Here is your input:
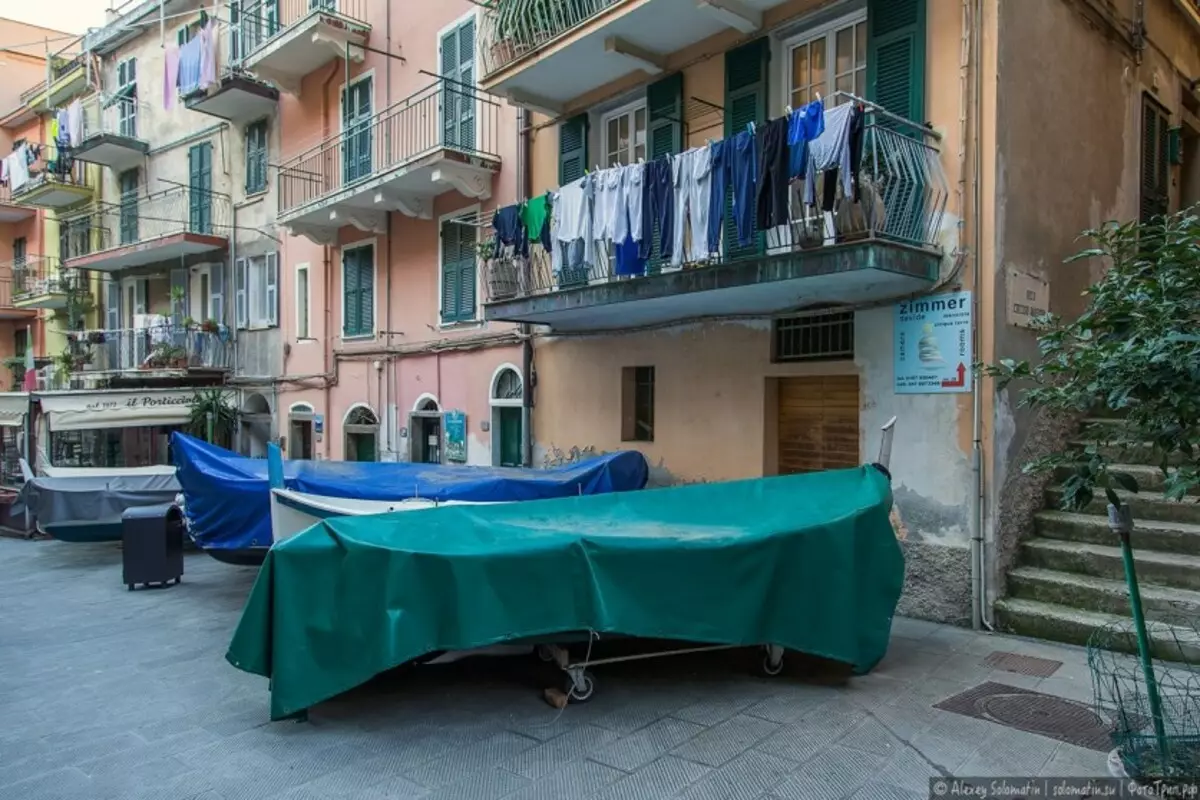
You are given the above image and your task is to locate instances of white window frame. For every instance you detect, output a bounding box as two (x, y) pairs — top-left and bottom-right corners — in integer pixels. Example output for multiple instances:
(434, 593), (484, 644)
(295, 262), (311, 341)
(341, 237), (377, 341)
(240, 253), (278, 330)
(780, 10), (868, 111)
(600, 99), (647, 168)
(437, 205), (480, 328)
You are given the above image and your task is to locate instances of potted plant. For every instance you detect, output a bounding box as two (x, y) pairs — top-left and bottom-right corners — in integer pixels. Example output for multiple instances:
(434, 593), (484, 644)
(72, 350), (92, 371)
(182, 316), (196, 329)
(54, 349), (74, 377)
(201, 318), (219, 334)
(168, 345), (188, 368)
(3, 356), (25, 390)
(482, 239), (518, 300)
(87, 330), (106, 345)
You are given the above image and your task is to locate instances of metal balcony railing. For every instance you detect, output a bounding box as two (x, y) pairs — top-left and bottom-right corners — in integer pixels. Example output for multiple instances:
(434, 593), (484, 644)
(12, 143), (95, 200)
(10, 256), (80, 301)
(60, 186), (231, 263)
(69, 325), (233, 373)
(483, 94), (949, 302)
(278, 79), (502, 215)
(234, 0), (369, 64)
(0, 184), (15, 206)
(80, 94), (149, 142)
(480, 0), (622, 76)
(19, 52), (87, 105)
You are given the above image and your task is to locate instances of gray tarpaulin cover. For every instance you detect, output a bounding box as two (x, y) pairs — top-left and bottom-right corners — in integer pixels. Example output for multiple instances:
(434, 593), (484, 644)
(15, 473), (181, 527)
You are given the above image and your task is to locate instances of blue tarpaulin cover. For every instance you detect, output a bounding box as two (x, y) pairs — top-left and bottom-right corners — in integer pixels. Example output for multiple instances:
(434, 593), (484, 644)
(171, 433), (650, 550)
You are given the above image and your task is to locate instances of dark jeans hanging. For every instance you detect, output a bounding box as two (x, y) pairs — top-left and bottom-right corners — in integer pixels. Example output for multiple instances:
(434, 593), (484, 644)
(822, 106), (865, 212)
(639, 157), (675, 262)
(755, 117), (790, 230)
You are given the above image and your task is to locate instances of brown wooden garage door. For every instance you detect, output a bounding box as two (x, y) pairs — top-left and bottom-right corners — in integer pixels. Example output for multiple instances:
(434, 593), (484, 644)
(778, 375), (861, 474)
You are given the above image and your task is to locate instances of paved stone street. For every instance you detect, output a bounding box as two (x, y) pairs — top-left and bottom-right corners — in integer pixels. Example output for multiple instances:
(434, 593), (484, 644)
(0, 538), (1110, 800)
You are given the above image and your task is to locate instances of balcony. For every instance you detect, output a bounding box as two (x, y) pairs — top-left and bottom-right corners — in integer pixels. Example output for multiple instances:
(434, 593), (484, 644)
(278, 79), (502, 245)
(60, 187), (230, 273)
(480, 0), (792, 112)
(186, 24), (280, 122)
(65, 324), (233, 376)
(0, 185), (34, 223)
(484, 99), (950, 331)
(20, 52), (90, 113)
(11, 145), (96, 211)
(11, 256), (80, 310)
(238, 0), (371, 95)
(73, 95), (151, 171)
(0, 265), (39, 321)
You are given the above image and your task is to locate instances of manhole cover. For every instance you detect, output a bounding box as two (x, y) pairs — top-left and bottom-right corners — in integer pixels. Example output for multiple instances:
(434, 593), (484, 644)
(982, 650), (1062, 678)
(935, 682), (1116, 751)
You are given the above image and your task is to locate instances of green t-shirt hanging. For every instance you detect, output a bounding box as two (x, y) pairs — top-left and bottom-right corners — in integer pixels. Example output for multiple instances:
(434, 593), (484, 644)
(521, 195), (550, 243)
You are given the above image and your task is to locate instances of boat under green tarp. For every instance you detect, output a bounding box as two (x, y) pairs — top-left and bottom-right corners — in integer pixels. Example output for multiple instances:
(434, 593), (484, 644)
(227, 464), (905, 720)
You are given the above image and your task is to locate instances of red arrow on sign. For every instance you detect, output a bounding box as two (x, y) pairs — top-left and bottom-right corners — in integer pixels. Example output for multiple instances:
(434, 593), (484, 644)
(941, 362), (967, 388)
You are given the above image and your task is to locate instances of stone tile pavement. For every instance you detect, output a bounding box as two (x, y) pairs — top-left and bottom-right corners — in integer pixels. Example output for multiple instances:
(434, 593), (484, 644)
(0, 538), (1111, 800)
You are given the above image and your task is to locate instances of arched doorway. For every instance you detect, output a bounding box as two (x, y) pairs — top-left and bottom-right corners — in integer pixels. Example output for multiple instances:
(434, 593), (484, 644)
(409, 395), (442, 464)
(240, 393), (271, 458)
(288, 403), (314, 460)
(343, 404), (379, 462)
(490, 365), (523, 467)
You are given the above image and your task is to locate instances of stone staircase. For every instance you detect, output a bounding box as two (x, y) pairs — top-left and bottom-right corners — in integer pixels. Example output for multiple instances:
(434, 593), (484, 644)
(994, 419), (1200, 658)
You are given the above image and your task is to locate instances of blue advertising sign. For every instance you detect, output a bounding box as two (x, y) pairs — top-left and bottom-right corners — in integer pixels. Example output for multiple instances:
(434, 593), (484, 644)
(894, 291), (973, 394)
(444, 410), (467, 463)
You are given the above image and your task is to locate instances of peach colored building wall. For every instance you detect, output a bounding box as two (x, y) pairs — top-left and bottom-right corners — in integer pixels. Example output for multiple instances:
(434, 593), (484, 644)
(275, 0), (524, 463)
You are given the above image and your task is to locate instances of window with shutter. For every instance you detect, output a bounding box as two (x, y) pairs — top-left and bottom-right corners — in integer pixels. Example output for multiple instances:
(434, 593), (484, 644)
(265, 252), (278, 327)
(188, 143), (213, 234)
(441, 220), (477, 323)
(245, 120), (268, 194)
(558, 114), (587, 187)
(866, 0), (926, 123)
(723, 37), (768, 260)
(119, 169), (138, 245)
(1141, 94), (1170, 223)
(343, 245), (373, 337)
(235, 258), (248, 329)
(440, 16), (477, 151)
(342, 78), (373, 184)
(644, 73), (684, 276)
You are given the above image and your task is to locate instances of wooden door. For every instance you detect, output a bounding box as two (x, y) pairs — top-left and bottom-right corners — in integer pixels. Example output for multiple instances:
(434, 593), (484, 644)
(777, 375), (861, 474)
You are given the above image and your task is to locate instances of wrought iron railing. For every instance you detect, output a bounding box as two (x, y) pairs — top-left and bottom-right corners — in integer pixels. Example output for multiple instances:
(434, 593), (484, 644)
(480, 0), (623, 76)
(19, 52), (87, 105)
(80, 94), (148, 142)
(68, 325), (233, 373)
(10, 256), (80, 301)
(11, 143), (95, 201)
(0, 184), (16, 206)
(59, 186), (231, 263)
(278, 79), (502, 215)
(483, 95), (949, 302)
(235, 0), (369, 65)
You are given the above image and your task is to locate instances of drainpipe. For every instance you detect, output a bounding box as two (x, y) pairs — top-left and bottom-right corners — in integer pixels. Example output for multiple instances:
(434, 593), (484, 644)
(384, 0), (393, 460)
(969, 0), (988, 631)
(320, 61), (339, 460)
(518, 107), (533, 467)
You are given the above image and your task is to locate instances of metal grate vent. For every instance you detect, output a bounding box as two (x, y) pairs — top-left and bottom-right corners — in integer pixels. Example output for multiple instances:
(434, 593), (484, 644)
(982, 651), (1062, 678)
(773, 310), (855, 362)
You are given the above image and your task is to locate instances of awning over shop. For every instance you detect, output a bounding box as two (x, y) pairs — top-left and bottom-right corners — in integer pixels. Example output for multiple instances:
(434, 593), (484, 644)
(36, 389), (222, 432)
(0, 393), (30, 427)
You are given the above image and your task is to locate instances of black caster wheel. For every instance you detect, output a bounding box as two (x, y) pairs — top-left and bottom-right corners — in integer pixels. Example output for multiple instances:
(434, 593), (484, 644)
(759, 654), (784, 677)
(566, 671), (596, 703)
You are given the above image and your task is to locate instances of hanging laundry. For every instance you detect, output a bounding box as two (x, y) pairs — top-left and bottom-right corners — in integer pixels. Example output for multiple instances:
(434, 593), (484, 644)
(520, 193), (552, 251)
(164, 44), (180, 109)
(803, 103), (857, 208)
(613, 229), (645, 277)
(555, 175), (594, 272)
(627, 162), (644, 244)
(639, 156), (674, 261)
(671, 146), (713, 266)
(788, 100), (825, 179)
(492, 205), (528, 259)
(199, 21), (217, 91)
(6, 146), (30, 192)
(49, 118), (60, 143)
(706, 139), (728, 254)
(729, 131), (757, 248)
(592, 166), (629, 247)
(549, 191), (563, 275)
(67, 99), (83, 147)
(755, 116), (791, 231)
(177, 32), (204, 96)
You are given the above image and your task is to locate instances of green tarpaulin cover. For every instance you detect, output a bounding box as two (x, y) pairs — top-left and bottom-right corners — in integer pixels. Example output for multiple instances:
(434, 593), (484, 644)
(227, 465), (905, 720)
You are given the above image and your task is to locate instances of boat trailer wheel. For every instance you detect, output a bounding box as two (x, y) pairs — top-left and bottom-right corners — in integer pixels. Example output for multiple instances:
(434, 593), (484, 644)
(565, 669), (596, 703)
(760, 644), (785, 677)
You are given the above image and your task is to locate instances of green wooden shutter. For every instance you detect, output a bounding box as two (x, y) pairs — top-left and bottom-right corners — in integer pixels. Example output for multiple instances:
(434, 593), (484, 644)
(647, 73), (683, 159)
(867, 0), (926, 123)
(558, 114), (588, 186)
(457, 235), (476, 321)
(439, 18), (476, 152)
(441, 222), (462, 323)
(723, 37), (768, 260)
(1141, 94), (1170, 223)
(358, 249), (374, 335)
(343, 249), (360, 336)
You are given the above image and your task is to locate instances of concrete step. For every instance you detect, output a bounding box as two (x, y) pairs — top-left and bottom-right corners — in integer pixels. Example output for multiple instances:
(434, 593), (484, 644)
(1035, 510), (1200, 555)
(1020, 538), (1200, 591)
(1044, 486), (1200, 525)
(1052, 463), (1199, 497)
(993, 597), (1200, 662)
(1007, 566), (1200, 622)
(1068, 440), (1183, 467)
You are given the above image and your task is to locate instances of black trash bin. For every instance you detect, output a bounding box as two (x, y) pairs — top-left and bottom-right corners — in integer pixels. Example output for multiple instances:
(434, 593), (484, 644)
(122, 503), (185, 591)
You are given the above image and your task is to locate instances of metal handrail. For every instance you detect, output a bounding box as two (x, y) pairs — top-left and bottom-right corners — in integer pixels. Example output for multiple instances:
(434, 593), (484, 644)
(235, 0), (370, 64)
(19, 52), (87, 105)
(11, 143), (95, 197)
(8, 256), (80, 300)
(278, 79), (503, 215)
(60, 186), (231, 262)
(480, 0), (624, 76)
(483, 100), (949, 302)
(80, 94), (149, 142)
(70, 324), (234, 373)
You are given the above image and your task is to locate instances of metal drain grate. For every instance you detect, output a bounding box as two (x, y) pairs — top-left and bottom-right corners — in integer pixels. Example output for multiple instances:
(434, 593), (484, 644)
(982, 650), (1063, 678)
(935, 682), (1117, 751)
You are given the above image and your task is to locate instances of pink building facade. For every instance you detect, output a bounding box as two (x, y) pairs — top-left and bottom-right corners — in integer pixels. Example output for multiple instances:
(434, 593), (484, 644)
(270, 0), (525, 465)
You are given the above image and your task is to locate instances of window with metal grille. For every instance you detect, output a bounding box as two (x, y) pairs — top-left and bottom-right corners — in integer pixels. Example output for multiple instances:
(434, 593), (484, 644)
(1141, 93), (1170, 223)
(773, 310), (855, 362)
(621, 366), (655, 442)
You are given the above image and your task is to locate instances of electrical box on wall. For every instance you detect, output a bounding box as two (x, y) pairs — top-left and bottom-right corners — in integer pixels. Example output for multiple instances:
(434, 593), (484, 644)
(1006, 268), (1049, 328)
